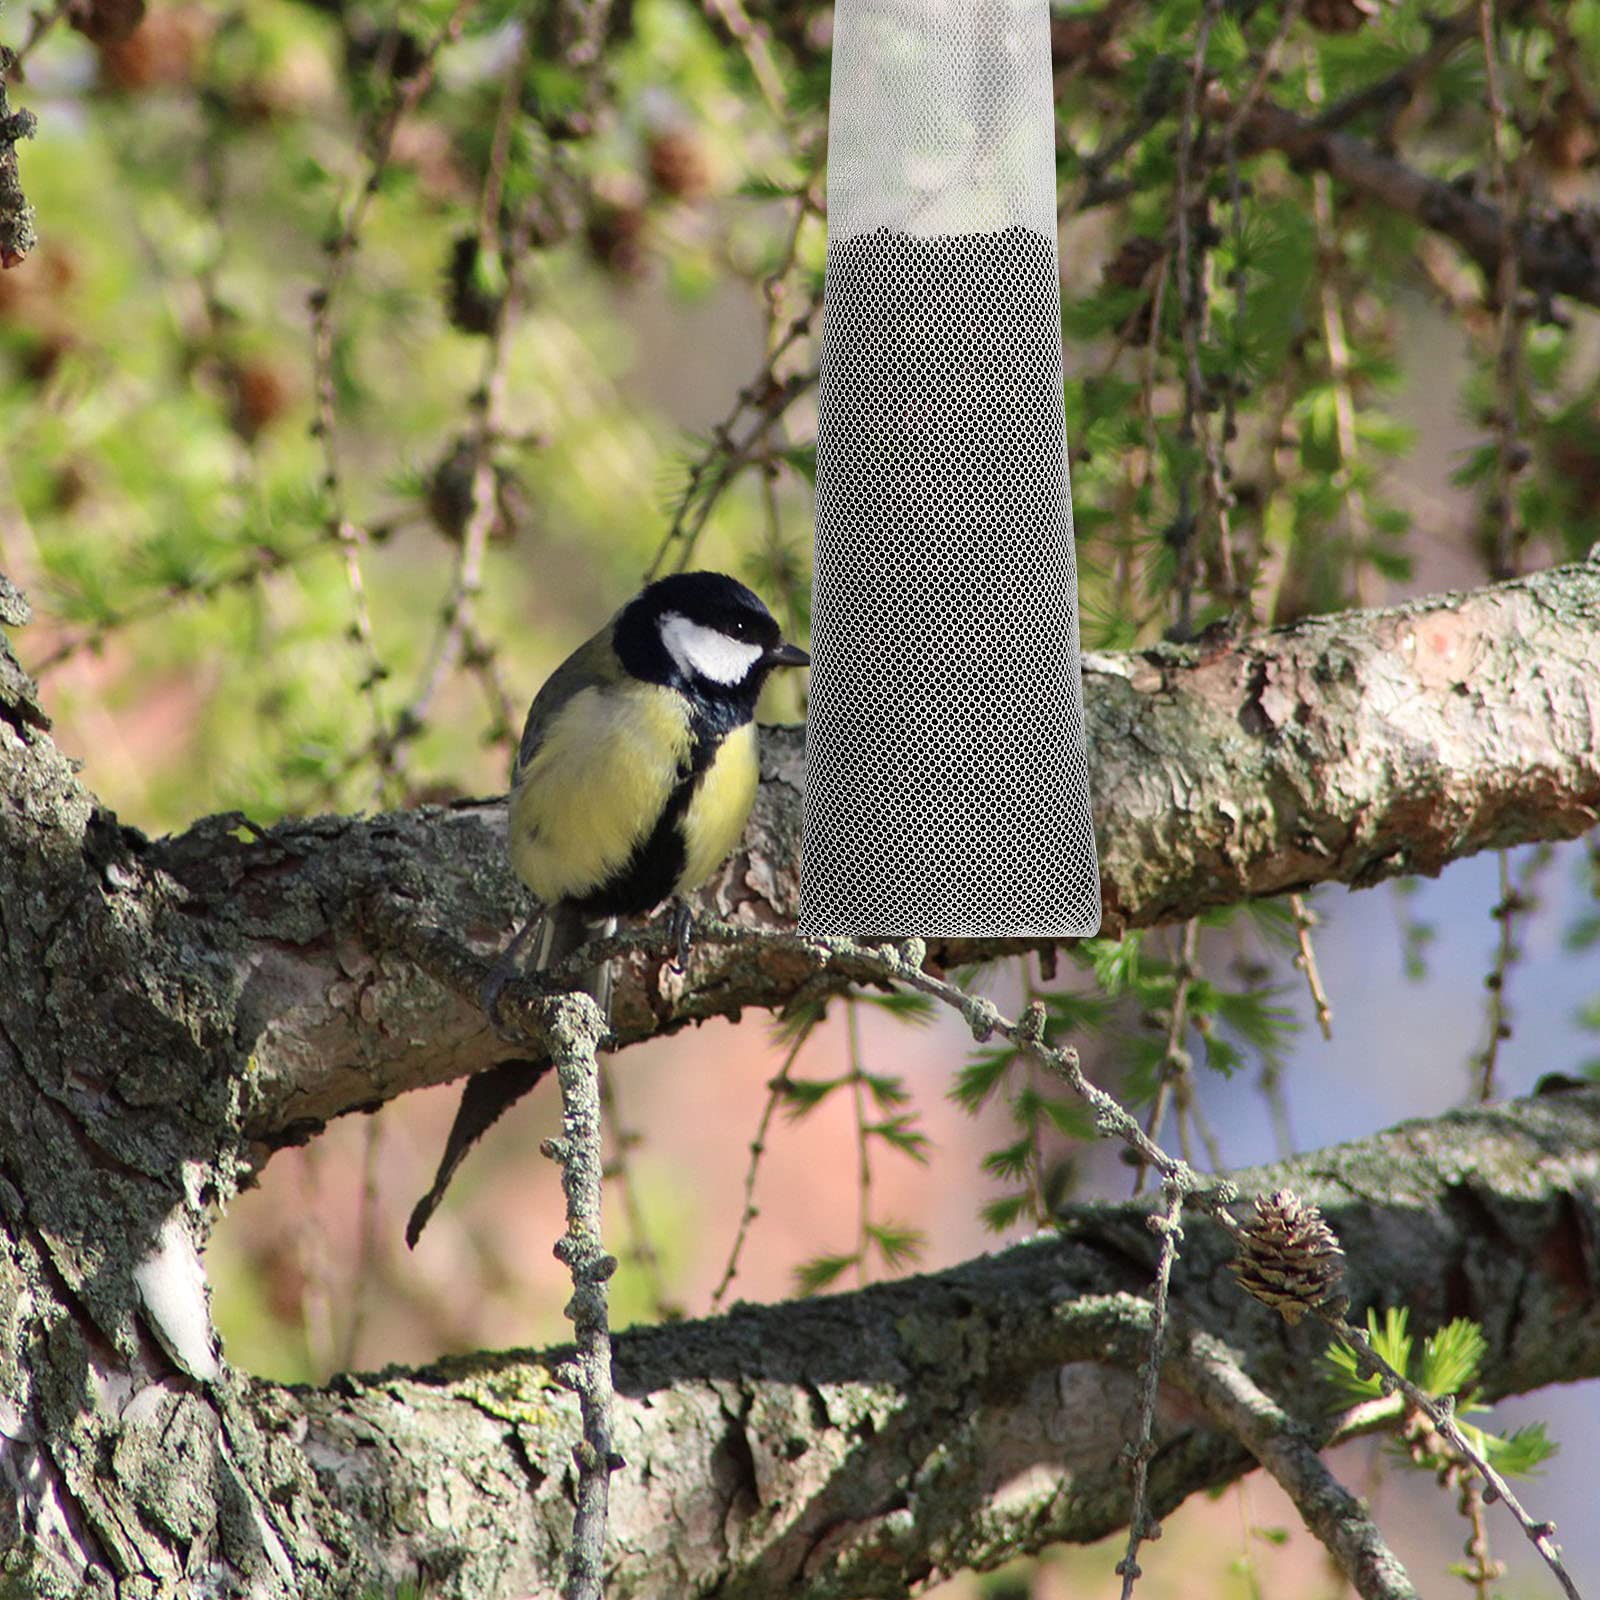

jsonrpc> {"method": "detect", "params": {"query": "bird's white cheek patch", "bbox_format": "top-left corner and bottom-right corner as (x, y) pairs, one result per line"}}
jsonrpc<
(660, 613), (763, 685)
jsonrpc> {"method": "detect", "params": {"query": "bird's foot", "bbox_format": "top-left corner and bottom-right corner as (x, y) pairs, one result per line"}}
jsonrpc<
(480, 957), (522, 1041)
(668, 900), (694, 973)
(481, 913), (543, 1041)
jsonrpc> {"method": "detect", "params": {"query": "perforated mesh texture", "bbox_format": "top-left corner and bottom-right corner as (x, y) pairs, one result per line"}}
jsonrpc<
(798, 0), (1100, 938)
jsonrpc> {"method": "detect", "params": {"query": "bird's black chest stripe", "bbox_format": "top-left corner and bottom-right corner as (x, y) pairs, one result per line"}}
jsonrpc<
(569, 700), (744, 920)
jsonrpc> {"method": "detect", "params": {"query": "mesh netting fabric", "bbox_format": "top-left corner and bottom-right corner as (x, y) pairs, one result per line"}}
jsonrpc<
(798, 0), (1100, 938)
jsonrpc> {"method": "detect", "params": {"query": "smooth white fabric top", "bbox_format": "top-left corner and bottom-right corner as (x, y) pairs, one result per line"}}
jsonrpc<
(825, 0), (1057, 241)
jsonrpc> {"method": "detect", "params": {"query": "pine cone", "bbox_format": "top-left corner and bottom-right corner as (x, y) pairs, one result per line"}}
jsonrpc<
(222, 358), (293, 441)
(95, 5), (208, 92)
(1231, 1189), (1346, 1326)
(425, 438), (527, 545)
(585, 202), (648, 277)
(444, 235), (506, 337)
(1101, 234), (1165, 291)
(68, 0), (145, 46)
(1304, 0), (1382, 33)
(645, 130), (711, 202)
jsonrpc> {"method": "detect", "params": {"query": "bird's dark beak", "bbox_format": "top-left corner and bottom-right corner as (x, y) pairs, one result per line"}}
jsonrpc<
(764, 640), (810, 669)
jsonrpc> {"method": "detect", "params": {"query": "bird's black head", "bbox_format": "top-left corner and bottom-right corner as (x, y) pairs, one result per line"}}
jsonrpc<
(615, 571), (810, 709)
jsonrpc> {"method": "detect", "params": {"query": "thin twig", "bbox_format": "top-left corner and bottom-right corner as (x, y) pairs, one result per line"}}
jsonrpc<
(1290, 893), (1334, 1041)
(1208, 0), (1304, 612)
(1172, 0), (1234, 630)
(1306, 55), (1376, 609)
(1476, 848), (1518, 1100)
(700, 0), (787, 118)
(1318, 1309), (1582, 1600)
(646, 306), (820, 581)
(1535, 0), (1600, 130)
(1456, 1472), (1504, 1600)
(846, 996), (873, 1289)
(511, 923), (1238, 1224)
(398, 25), (529, 767)
(1, 0), (69, 82)
(647, 138), (823, 589)
(1474, 845), (1548, 1100)
(1141, 250), (1171, 480)
(1020, 969), (1051, 1225)
(645, 166), (821, 582)
(1177, 1043), (1227, 1172)
(709, 1011), (819, 1312)
(1221, 0), (1308, 146)
(1312, 6), (1477, 136)
(540, 991), (619, 1600)
(1137, 920), (1199, 1194)
(1117, 1182), (1185, 1598)
(307, 0), (476, 801)
(1477, 0), (1524, 580)
(29, 537), (323, 675)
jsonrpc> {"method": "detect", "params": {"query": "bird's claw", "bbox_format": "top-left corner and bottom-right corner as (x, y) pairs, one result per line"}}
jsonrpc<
(480, 913), (543, 1040)
(480, 960), (523, 1041)
(669, 901), (694, 973)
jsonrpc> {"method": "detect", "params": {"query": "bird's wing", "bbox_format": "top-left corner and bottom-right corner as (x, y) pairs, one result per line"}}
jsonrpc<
(512, 619), (622, 785)
(510, 675), (694, 909)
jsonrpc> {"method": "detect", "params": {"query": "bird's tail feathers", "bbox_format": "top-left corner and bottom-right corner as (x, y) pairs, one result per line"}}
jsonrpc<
(537, 903), (617, 1023)
(405, 904), (614, 1249)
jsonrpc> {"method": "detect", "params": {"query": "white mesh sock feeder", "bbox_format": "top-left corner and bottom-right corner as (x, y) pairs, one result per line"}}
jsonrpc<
(799, 0), (1101, 939)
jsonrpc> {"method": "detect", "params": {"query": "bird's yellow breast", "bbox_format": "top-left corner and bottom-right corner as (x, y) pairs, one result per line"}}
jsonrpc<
(509, 684), (693, 905)
(678, 719), (759, 892)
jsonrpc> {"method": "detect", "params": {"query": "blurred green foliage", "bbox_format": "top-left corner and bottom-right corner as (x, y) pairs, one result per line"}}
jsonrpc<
(5, 0), (1598, 832)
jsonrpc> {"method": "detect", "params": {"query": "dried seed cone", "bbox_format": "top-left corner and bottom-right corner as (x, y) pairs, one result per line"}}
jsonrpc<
(1304, 0), (1383, 32)
(1231, 1189), (1346, 1326)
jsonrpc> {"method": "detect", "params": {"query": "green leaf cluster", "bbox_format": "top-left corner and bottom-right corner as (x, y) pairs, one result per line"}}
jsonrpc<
(1325, 1307), (1559, 1478)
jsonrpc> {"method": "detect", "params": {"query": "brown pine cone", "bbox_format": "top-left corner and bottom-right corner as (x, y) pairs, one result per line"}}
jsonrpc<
(1231, 1189), (1347, 1326)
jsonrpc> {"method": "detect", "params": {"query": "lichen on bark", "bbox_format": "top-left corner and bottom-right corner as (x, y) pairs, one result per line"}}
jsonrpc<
(4, 563), (1600, 1596)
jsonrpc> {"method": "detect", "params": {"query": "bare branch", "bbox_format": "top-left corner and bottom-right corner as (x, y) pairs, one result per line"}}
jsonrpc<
(540, 993), (618, 1600)
(136, 560), (1600, 1143)
(1178, 1331), (1419, 1600)
(1117, 1184), (1186, 1597)
(1231, 98), (1600, 310)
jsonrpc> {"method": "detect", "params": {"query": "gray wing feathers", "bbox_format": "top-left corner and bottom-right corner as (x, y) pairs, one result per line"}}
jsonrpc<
(513, 619), (622, 783)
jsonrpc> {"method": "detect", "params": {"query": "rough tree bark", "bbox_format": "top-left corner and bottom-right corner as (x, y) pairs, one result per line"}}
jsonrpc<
(2, 560), (1598, 1597)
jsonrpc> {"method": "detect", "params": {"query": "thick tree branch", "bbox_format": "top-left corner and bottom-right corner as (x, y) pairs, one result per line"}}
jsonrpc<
(6, 572), (1600, 1595)
(112, 560), (1599, 1143)
(12, 1089), (1597, 1598)
(1177, 1332), (1419, 1600)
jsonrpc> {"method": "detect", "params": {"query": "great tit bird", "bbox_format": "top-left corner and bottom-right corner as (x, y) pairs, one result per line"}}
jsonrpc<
(406, 570), (809, 1247)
